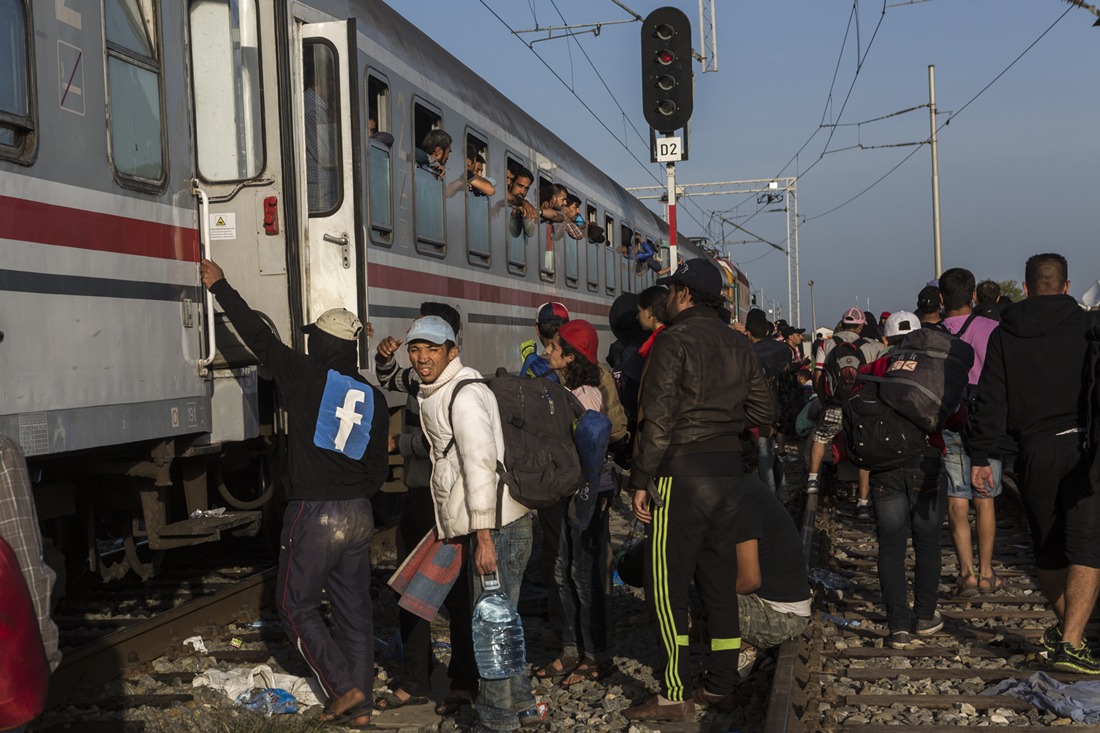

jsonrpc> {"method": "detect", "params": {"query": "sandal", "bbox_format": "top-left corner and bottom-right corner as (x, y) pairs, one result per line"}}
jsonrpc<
(953, 574), (978, 597)
(320, 701), (374, 728)
(977, 571), (1006, 592)
(373, 689), (428, 711)
(534, 654), (581, 680)
(560, 660), (617, 687)
(434, 693), (473, 716)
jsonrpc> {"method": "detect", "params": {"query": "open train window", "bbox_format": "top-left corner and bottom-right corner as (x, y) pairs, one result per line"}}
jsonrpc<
(413, 100), (446, 253)
(0, 0), (35, 163)
(366, 73), (393, 243)
(464, 131), (493, 264)
(505, 156), (533, 275)
(190, 0), (264, 183)
(604, 214), (617, 295)
(621, 225), (635, 293)
(537, 174), (557, 280)
(105, 0), (166, 188)
(585, 203), (599, 292)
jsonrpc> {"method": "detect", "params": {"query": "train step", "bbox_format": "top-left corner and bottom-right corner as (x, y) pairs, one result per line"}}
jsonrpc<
(157, 511), (261, 538)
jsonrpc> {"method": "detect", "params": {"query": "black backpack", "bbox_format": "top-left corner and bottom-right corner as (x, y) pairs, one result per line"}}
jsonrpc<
(843, 378), (928, 470)
(822, 337), (872, 405)
(444, 370), (585, 526)
(876, 328), (975, 434)
(1084, 314), (1100, 493)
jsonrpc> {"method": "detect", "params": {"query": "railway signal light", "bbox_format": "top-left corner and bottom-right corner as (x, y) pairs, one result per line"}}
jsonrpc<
(641, 7), (693, 134)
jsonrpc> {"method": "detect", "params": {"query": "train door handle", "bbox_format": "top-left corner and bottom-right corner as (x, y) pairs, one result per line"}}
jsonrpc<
(323, 233), (351, 269)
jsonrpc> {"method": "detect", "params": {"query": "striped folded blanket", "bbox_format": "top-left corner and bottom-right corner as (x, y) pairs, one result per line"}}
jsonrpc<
(388, 529), (464, 621)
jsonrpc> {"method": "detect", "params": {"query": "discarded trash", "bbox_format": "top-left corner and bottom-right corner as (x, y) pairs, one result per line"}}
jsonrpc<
(247, 619), (279, 629)
(190, 507), (227, 519)
(183, 635), (208, 653)
(231, 637), (244, 649)
(808, 568), (850, 591)
(535, 701), (549, 721)
(236, 688), (298, 717)
(820, 613), (861, 629)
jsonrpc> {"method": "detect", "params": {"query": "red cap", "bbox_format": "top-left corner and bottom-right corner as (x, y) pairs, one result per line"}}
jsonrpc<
(557, 319), (598, 366)
(879, 311), (892, 321)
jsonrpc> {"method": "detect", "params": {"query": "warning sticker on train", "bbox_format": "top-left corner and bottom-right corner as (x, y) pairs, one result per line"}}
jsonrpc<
(209, 213), (237, 240)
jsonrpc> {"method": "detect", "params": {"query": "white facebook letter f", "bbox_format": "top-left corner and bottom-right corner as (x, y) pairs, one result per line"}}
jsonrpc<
(333, 389), (366, 452)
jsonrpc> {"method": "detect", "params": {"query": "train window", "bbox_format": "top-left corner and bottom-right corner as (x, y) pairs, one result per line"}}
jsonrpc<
(366, 74), (392, 243)
(464, 131), (491, 264)
(105, 0), (166, 186)
(302, 41), (341, 215)
(413, 101), (446, 252)
(0, 0), (33, 160)
(604, 214), (616, 294)
(189, 0), (264, 182)
(621, 225), (635, 293)
(585, 203), (599, 292)
(505, 156), (533, 275)
(537, 174), (556, 280)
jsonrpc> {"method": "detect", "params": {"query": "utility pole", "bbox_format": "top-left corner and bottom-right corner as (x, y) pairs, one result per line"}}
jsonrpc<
(807, 280), (817, 336)
(929, 65), (943, 278)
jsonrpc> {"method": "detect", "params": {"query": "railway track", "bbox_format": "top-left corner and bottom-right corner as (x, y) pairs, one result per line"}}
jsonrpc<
(765, 477), (1091, 732)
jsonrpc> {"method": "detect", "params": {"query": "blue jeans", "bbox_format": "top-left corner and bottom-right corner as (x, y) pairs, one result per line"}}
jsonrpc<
(943, 429), (1002, 499)
(871, 454), (946, 632)
(276, 499), (375, 701)
(756, 434), (786, 494)
(555, 497), (610, 663)
(472, 515), (535, 731)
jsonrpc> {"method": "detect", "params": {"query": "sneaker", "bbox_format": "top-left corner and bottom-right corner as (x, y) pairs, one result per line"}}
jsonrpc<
(854, 503), (871, 521)
(1041, 623), (1062, 654)
(886, 630), (912, 649)
(915, 611), (944, 637)
(1052, 640), (1100, 675)
(806, 477), (821, 495)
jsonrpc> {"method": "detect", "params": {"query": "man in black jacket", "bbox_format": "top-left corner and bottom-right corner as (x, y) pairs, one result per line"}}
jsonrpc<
(201, 260), (388, 726)
(970, 253), (1100, 675)
(625, 259), (774, 720)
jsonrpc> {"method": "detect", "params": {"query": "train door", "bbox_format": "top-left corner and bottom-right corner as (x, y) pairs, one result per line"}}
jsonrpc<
(296, 20), (365, 348)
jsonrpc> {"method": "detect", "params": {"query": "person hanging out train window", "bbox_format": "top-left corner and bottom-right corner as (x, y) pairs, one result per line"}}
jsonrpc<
(563, 194), (584, 288)
(604, 214), (617, 295)
(190, 0), (264, 182)
(505, 161), (537, 269)
(105, 0), (166, 185)
(464, 133), (493, 261)
(412, 102), (447, 249)
(586, 203), (601, 292)
(539, 182), (567, 224)
(0, 0), (34, 160)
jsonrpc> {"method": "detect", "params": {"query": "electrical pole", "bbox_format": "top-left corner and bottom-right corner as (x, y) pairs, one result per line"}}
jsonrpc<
(807, 280), (817, 336)
(929, 65), (943, 278)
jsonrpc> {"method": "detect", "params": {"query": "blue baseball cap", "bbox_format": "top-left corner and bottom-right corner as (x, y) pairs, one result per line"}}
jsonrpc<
(405, 315), (456, 345)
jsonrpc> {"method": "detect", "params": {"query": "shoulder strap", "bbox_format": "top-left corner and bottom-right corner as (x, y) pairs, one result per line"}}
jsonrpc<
(953, 312), (980, 338)
(442, 378), (486, 457)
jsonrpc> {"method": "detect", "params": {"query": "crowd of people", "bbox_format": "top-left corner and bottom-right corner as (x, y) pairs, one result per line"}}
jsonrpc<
(3, 250), (1096, 731)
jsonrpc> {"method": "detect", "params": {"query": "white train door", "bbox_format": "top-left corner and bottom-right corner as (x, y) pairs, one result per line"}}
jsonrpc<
(297, 20), (366, 348)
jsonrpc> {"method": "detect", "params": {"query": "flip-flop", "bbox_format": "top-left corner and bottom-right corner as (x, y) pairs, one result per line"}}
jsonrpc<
(320, 701), (374, 728)
(434, 693), (473, 716)
(560, 660), (617, 687)
(373, 689), (429, 711)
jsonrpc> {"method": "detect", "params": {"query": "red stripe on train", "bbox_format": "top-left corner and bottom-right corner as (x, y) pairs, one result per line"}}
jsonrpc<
(0, 195), (198, 262)
(370, 263), (612, 317)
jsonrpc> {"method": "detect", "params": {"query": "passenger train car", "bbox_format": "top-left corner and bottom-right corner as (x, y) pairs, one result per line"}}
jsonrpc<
(0, 0), (749, 579)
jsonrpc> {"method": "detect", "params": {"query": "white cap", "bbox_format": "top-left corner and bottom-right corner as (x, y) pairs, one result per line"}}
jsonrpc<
(884, 310), (920, 338)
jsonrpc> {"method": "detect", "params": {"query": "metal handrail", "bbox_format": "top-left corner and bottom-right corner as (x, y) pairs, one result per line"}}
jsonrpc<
(191, 179), (216, 373)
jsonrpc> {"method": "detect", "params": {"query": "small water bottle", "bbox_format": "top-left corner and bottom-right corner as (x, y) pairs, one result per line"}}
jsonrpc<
(472, 573), (526, 680)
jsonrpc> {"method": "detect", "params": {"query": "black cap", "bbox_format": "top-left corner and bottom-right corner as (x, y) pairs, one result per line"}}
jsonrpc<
(656, 258), (723, 297)
(781, 326), (806, 338)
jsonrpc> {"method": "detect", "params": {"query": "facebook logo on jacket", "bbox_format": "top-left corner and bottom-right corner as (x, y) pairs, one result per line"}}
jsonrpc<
(314, 370), (375, 460)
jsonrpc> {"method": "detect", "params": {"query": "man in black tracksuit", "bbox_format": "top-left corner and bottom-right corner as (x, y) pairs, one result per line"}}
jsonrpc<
(624, 259), (774, 720)
(201, 260), (388, 726)
(970, 253), (1100, 674)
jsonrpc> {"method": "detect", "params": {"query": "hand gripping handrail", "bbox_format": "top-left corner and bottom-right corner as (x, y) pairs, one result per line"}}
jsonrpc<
(191, 179), (216, 374)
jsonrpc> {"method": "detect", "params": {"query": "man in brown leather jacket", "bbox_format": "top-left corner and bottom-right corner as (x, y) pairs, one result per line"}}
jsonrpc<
(624, 259), (775, 720)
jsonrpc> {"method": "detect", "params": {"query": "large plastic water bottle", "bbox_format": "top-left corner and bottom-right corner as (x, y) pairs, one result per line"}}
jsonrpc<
(472, 574), (526, 679)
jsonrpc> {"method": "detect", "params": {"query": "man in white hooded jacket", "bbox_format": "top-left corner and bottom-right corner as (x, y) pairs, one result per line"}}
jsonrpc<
(406, 316), (537, 732)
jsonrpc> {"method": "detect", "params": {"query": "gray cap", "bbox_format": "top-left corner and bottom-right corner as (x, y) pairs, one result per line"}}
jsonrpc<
(301, 308), (363, 341)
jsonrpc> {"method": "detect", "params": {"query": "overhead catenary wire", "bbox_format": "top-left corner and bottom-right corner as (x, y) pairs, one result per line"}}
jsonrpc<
(477, 0), (708, 232)
(807, 3), (1073, 222)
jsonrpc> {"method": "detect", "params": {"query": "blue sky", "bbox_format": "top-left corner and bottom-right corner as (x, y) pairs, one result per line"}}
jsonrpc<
(393, 1), (1098, 328)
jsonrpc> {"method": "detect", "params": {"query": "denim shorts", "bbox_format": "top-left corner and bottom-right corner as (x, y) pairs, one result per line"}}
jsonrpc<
(943, 429), (1002, 499)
